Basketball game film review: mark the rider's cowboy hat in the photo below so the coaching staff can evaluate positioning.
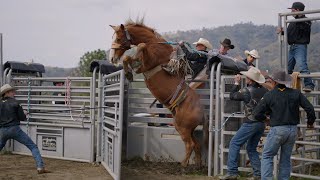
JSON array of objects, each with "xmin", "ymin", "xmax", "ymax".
[
  {"xmin": 220, "ymin": 38, "xmax": 235, "ymax": 49},
  {"xmin": 244, "ymin": 49, "xmax": 260, "ymax": 59},
  {"xmin": 0, "ymin": 84, "xmax": 16, "ymax": 96},
  {"xmin": 193, "ymin": 38, "xmax": 213, "ymax": 50},
  {"xmin": 267, "ymin": 70, "xmax": 291, "ymax": 85},
  {"xmin": 240, "ymin": 67, "xmax": 266, "ymax": 84}
]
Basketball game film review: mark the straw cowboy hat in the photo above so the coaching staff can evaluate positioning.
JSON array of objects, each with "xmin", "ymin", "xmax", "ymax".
[
  {"xmin": 240, "ymin": 67, "xmax": 266, "ymax": 84},
  {"xmin": 268, "ymin": 70, "xmax": 292, "ymax": 85},
  {"xmin": 220, "ymin": 38, "xmax": 235, "ymax": 49},
  {"xmin": 193, "ymin": 38, "xmax": 213, "ymax": 50},
  {"xmin": 244, "ymin": 49, "xmax": 260, "ymax": 59},
  {"xmin": 0, "ymin": 84, "xmax": 16, "ymax": 96}
]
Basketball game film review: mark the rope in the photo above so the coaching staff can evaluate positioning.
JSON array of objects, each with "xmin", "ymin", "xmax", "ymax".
[
  {"xmin": 64, "ymin": 78, "xmax": 85, "ymax": 127},
  {"xmin": 26, "ymin": 77, "xmax": 31, "ymax": 135},
  {"xmin": 212, "ymin": 112, "xmax": 242, "ymax": 132},
  {"xmin": 64, "ymin": 77, "xmax": 75, "ymax": 121}
]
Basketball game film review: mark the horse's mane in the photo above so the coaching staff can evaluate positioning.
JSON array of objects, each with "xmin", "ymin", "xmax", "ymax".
[{"xmin": 125, "ymin": 18, "xmax": 162, "ymax": 39}]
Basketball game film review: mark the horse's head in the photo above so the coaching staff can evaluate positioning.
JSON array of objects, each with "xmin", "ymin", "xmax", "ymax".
[{"xmin": 109, "ymin": 24, "xmax": 132, "ymax": 64}]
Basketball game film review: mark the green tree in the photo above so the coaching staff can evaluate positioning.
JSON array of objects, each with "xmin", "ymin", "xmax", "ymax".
[{"xmin": 78, "ymin": 49, "xmax": 106, "ymax": 77}]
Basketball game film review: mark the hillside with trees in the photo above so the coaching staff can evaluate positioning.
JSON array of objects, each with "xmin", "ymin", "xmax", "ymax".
[{"xmin": 44, "ymin": 22, "xmax": 320, "ymax": 77}]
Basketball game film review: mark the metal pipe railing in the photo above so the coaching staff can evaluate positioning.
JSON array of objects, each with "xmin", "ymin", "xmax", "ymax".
[
  {"xmin": 208, "ymin": 62, "xmax": 217, "ymax": 176},
  {"xmin": 279, "ymin": 9, "xmax": 320, "ymax": 16}
]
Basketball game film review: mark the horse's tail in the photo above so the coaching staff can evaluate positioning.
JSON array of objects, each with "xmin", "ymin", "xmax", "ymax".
[{"xmin": 203, "ymin": 114, "xmax": 209, "ymax": 149}]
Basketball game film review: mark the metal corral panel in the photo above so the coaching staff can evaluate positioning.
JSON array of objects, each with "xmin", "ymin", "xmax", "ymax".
[{"xmin": 13, "ymin": 124, "xmax": 92, "ymax": 162}]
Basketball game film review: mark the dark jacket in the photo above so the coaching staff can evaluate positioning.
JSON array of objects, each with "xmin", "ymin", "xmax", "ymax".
[
  {"xmin": 181, "ymin": 45, "xmax": 207, "ymax": 78},
  {"xmin": 287, "ymin": 15, "xmax": 311, "ymax": 45},
  {"xmin": 0, "ymin": 97, "xmax": 26, "ymax": 127},
  {"xmin": 254, "ymin": 84, "xmax": 316, "ymax": 127},
  {"xmin": 243, "ymin": 59, "xmax": 255, "ymax": 67},
  {"xmin": 230, "ymin": 83, "xmax": 268, "ymax": 123}
]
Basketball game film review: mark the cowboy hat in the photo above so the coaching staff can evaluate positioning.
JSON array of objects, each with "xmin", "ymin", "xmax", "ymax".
[
  {"xmin": 193, "ymin": 38, "xmax": 213, "ymax": 50},
  {"xmin": 0, "ymin": 84, "xmax": 16, "ymax": 96},
  {"xmin": 244, "ymin": 49, "xmax": 260, "ymax": 59},
  {"xmin": 240, "ymin": 67, "xmax": 265, "ymax": 84},
  {"xmin": 288, "ymin": 2, "xmax": 305, "ymax": 11},
  {"xmin": 268, "ymin": 70, "xmax": 292, "ymax": 85},
  {"xmin": 220, "ymin": 38, "xmax": 235, "ymax": 49}
]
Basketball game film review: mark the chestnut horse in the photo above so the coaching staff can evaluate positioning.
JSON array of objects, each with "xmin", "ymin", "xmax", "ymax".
[{"xmin": 109, "ymin": 20, "xmax": 208, "ymax": 167}]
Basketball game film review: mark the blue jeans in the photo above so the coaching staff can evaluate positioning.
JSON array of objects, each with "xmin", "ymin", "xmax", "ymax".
[
  {"xmin": 261, "ymin": 125, "xmax": 297, "ymax": 180},
  {"xmin": 288, "ymin": 44, "xmax": 314, "ymax": 88},
  {"xmin": 0, "ymin": 125, "xmax": 44, "ymax": 168},
  {"xmin": 227, "ymin": 122, "xmax": 265, "ymax": 176}
]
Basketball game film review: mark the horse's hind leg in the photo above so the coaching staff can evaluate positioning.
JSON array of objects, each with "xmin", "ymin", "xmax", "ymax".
[
  {"xmin": 192, "ymin": 135, "xmax": 202, "ymax": 168},
  {"xmin": 176, "ymin": 126, "xmax": 194, "ymax": 167}
]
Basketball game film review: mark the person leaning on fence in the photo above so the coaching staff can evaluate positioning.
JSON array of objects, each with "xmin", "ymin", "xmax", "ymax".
[
  {"xmin": 207, "ymin": 38, "xmax": 235, "ymax": 73},
  {"xmin": 0, "ymin": 84, "xmax": 50, "ymax": 174},
  {"xmin": 219, "ymin": 67, "xmax": 268, "ymax": 180},
  {"xmin": 243, "ymin": 49, "xmax": 260, "ymax": 67},
  {"xmin": 277, "ymin": 2, "xmax": 314, "ymax": 92},
  {"xmin": 253, "ymin": 70, "xmax": 315, "ymax": 180},
  {"xmin": 179, "ymin": 38, "xmax": 212, "ymax": 78}
]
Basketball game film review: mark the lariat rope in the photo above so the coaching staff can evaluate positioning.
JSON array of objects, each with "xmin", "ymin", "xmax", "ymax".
[
  {"xmin": 64, "ymin": 77, "xmax": 74, "ymax": 121},
  {"xmin": 64, "ymin": 77, "xmax": 85, "ymax": 127},
  {"xmin": 211, "ymin": 112, "xmax": 242, "ymax": 132},
  {"xmin": 26, "ymin": 77, "xmax": 31, "ymax": 135}
]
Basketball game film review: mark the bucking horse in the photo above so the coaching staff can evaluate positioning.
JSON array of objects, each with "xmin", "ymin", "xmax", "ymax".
[{"xmin": 109, "ymin": 19, "xmax": 208, "ymax": 168}]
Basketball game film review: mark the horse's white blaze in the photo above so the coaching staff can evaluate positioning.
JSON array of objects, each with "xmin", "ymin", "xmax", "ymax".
[
  {"xmin": 109, "ymin": 34, "xmax": 117, "ymax": 63},
  {"xmin": 109, "ymin": 48, "xmax": 115, "ymax": 63}
]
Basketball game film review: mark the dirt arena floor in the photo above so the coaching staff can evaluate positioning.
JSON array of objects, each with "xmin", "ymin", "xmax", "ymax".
[
  {"xmin": 0, "ymin": 154, "xmax": 212, "ymax": 180},
  {"xmin": 1, "ymin": 154, "xmax": 319, "ymax": 180}
]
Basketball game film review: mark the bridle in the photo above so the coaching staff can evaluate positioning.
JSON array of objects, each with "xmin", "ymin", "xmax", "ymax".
[{"xmin": 111, "ymin": 27, "xmax": 132, "ymax": 50}]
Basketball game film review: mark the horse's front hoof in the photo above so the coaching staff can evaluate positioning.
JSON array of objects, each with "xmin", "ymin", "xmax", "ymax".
[{"xmin": 125, "ymin": 72, "xmax": 133, "ymax": 82}]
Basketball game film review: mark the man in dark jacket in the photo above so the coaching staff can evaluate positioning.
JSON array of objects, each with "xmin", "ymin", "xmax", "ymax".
[
  {"xmin": 278, "ymin": 2, "xmax": 314, "ymax": 92},
  {"xmin": 179, "ymin": 38, "xmax": 212, "ymax": 78},
  {"xmin": 219, "ymin": 67, "xmax": 268, "ymax": 180},
  {"xmin": 0, "ymin": 84, "xmax": 50, "ymax": 174},
  {"xmin": 253, "ymin": 71, "xmax": 315, "ymax": 180}
]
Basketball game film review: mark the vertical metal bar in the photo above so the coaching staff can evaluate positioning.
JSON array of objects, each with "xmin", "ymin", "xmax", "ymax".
[
  {"xmin": 208, "ymin": 62, "xmax": 217, "ymax": 176},
  {"xmin": 90, "ymin": 69, "xmax": 97, "ymax": 163},
  {"xmin": 220, "ymin": 74, "xmax": 225, "ymax": 175},
  {"xmin": 284, "ymin": 15, "xmax": 288, "ymax": 74},
  {"xmin": 215, "ymin": 63, "xmax": 222, "ymax": 175},
  {"xmin": 96, "ymin": 71, "xmax": 102, "ymax": 162},
  {"xmin": 278, "ymin": 14, "xmax": 283, "ymax": 69},
  {"xmin": 0, "ymin": 33, "xmax": 3, "ymax": 86},
  {"xmin": 3, "ymin": 68, "xmax": 9, "ymax": 84},
  {"xmin": 116, "ymin": 70, "xmax": 125, "ymax": 180},
  {"xmin": 7, "ymin": 69, "xmax": 12, "ymax": 84}
]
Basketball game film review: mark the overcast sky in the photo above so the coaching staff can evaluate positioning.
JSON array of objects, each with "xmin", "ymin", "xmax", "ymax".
[{"xmin": 1, "ymin": 0, "xmax": 319, "ymax": 68}]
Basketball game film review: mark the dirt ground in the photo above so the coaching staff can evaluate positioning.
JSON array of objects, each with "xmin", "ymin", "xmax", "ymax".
[
  {"xmin": 0, "ymin": 154, "xmax": 212, "ymax": 180},
  {"xmin": 1, "ymin": 154, "xmax": 319, "ymax": 180}
]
